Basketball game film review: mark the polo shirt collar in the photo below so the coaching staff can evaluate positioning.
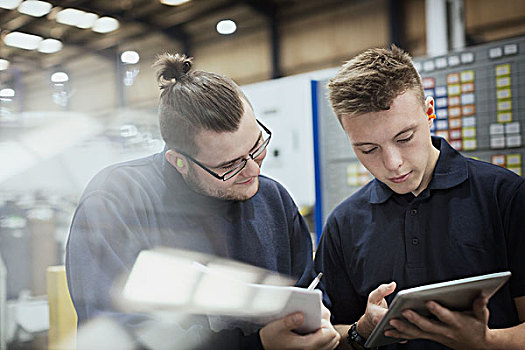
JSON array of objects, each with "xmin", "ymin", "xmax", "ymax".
[
  {"xmin": 369, "ymin": 179, "xmax": 393, "ymax": 204},
  {"xmin": 369, "ymin": 136, "xmax": 468, "ymax": 204},
  {"xmin": 428, "ymin": 136, "xmax": 469, "ymax": 190}
]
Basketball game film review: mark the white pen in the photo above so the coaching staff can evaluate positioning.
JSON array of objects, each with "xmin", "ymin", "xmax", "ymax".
[{"xmin": 307, "ymin": 272, "xmax": 323, "ymax": 290}]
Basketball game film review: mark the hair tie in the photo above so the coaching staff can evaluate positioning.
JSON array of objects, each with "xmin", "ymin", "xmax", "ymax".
[
  {"xmin": 183, "ymin": 61, "xmax": 190, "ymax": 73},
  {"xmin": 170, "ymin": 78, "xmax": 176, "ymax": 83}
]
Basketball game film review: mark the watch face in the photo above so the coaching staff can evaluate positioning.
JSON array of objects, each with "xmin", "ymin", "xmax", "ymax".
[
  {"xmin": 350, "ymin": 328, "xmax": 358, "ymax": 340},
  {"xmin": 348, "ymin": 322, "xmax": 367, "ymax": 347}
]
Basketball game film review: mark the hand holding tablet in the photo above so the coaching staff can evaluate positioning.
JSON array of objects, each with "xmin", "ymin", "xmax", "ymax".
[{"xmin": 364, "ymin": 271, "xmax": 511, "ymax": 348}]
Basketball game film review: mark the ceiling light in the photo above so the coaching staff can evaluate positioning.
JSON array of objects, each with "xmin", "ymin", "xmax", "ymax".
[
  {"xmin": 92, "ymin": 17, "xmax": 119, "ymax": 33},
  {"xmin": 0, "ymin": 0, "xmax": 22, "ymax": 10},
  {"xmin": 0, "ymin": 59, "xmax": 9, "ymax": 71},
  {"xmin": 120, "ymin": 51, "xmax": 139, "ymax": 64},
  {"xmin": 4, "ymin": 32, "xmax": 43, "ymax": 50},
  {"xmin": 17, "ymin": 0, "xmax": 52, "ymax": 17},
  {"xmin": 38, "ymin": 38, "xmax": 62, "ymax": 53},
  {"xmin": 55, "ymin": 8, "xmax": 85, "ymax": 26},
  {"xmin": 76, "ymin": 12, "xmax": 98, "ymax": 29},
  {"xmin": 0, "ymin": 88, "xmax": 15, "ymax": 98},
  {"xmin": 51, "ymin": 72, "xmax": 68, "ymax": 83},
  {"xmin": 216, "ymin": 19, "xmax": 236, "ymax": 35},
  {"xmin": 160, "ymin": 0, "xmax": 190, "ymax": 5}
]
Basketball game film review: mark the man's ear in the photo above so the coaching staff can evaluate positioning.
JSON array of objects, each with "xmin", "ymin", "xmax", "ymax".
[
  {"xmin": 425, "ymin": 96, "xmax": 436, "ymax": 127},
  {"xmin": 165, "ymin": 149, "xmax": 188, "ymax": 175}
]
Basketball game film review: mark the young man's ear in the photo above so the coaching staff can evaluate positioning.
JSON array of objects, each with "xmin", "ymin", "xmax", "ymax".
[
  {"xmin": 165, "ymin": 149, "xmax": 188, "ymax": 175},
  {"xmin": 425, "ymin": 96, "xmax": 436, "ymax": 126}
]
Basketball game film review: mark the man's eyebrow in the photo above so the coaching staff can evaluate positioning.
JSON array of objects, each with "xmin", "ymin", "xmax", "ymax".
[
  {"xmin": 352, "ymin": 126, "xmax": 416, "ymax": 147},
  {"xmin": 212, "ymin": 131, "xmax": 262, "ymax": 168},
  {"xmin": 394, "ymin": 126, "xmax": 416, "ymax": 138},
  {"xmin": 352, "ymin": 141, "xmax": 376, "ymax": 147}
]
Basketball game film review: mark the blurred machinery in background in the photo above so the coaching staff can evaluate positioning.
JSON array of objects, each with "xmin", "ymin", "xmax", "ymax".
[
  {"xmin": 0, "ymin": 107, "xmax": 163, "ymax": 348},
  {"xmin": 0, "ymin": 192, "xmax": 76, "ymax": 349}
]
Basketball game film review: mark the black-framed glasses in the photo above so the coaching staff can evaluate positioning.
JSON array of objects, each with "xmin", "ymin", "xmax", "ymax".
[{"xmin": 176, "ymin": 119, "xmax": 272, "ymax": 181}]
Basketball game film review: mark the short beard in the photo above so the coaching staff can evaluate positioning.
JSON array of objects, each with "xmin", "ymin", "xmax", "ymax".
[{"xmin": 183, "ymin": 164, "xmax": 259, "ymax": 201}]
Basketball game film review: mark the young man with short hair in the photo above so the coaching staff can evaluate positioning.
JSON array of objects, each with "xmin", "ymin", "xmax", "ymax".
[{"xmin": 316, "ymin": 45, "xmax": 525, "ymax": 349}]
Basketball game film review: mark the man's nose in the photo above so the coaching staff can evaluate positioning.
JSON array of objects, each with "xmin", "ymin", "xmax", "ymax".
[
  {"xmin": 241, "ymin": 157, "xmax": 261, "ymax": 177},
  {"xmin": 383, "ymin": 147, "xmax": 403, "ymax": 171}
]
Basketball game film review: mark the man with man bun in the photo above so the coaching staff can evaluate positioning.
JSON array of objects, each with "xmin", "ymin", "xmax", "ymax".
[{"xmin": 66, "ymin": 53, "xmax": 340, "ymax": 350}]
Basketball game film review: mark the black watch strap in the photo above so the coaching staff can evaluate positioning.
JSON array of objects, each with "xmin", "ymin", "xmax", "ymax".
[{"xmin": 347, "ymin": 322, "xmax": 367, "ymax": 350}]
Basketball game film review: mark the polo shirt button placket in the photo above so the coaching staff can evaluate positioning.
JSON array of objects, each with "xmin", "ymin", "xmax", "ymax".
[
  {"xmin": 409, "ymin": 209, "xmax": 419, "ymax": 245},
  {"xmin": 405, "ymin": 206, "xmax": 422, "ymax": 268}
]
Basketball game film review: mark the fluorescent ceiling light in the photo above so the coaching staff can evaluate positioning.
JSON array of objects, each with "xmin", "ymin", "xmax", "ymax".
[
  {"xmin": 76, "ymin": 12, "xmax": 98, "ymax": 29},
  {"xmin": 38, "ymin": 38, "xmax": 62, "ymax": 53},
  {"xmin": 17, "ymin": 0, "xmax": 52, "ymax": 17},
  {"xmin": 92, "ymin": 17, "xmax": 119, "ymax": 33},
  {"xmin": 56, "ymin": 8, "xmax": 99, "ymax": 29},
  {"xmin": 55, "ymin": 8, "xmax": 85, "ymax": 26},
  {"xmin": 216, "ymin": 19, "xmax": 236, "ymax": 35},
  {"xmin": 0, "ymin": 88, "xmax": 15, "ymax": 98},
  {"xmin": 0, "ymin": 59, "xmax": 9, "ymax": 71},
  {"xmin": 4, "ymin": 32, "xmax": 43, "ymax": 50},
  {"xmin": 120, "ymin": 50, "xmax": 139, "ymax": 64},
  {"xmin": 51, "ymin": 72, "xmax": 69, "ymax": 83},
  {"xmin": 0, "ymin": 0, "xmax": 22, "ymax": 10},
  {"xmin": 160, "ymin": 0, "xmax": 190, "ymax": 5}
]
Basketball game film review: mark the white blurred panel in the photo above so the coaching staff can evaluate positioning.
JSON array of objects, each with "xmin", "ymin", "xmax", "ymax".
[{"xmin": 241, "ymin": 68, "xmax": 337, "ymax": 208}]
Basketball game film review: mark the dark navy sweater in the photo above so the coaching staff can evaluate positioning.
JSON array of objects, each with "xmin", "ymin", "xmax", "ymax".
[{"xmin": 66, "ymin": 150, "xmax": 316, "ymax": 349}]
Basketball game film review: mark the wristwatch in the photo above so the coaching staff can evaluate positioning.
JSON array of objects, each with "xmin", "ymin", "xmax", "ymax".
[{"xmin": 347, "ymin": 322, "xmax": 368, "ymax": 350}]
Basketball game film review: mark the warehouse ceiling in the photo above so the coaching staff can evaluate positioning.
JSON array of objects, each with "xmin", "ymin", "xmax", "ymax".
[{"xmin": 0, "ymin": 0, "xmax": 354, "ymax": 73}]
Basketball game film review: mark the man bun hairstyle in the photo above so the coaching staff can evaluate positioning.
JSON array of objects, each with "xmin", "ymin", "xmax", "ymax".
[
  {"xmin": 154, "ymin": 53, "xmax": 249, "ymax": 155},
  {"xmin": 328, "ymin": 45, "xmax": 424, "ymax": 121},
  {"xmin": 155, "ymin": 53, "xmax": 192, "ymax": 89}
]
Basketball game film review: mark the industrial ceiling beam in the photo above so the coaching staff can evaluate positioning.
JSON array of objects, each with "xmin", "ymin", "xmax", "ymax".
[{"xmin": 242, "ymin": 0, "xmax": 281, "ymax": 79}]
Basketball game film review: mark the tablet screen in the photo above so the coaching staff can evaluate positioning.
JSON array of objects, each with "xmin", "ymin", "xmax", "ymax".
[{"xmin": 364, "ymin": 271, "xmax": 511, "ymax": 348}]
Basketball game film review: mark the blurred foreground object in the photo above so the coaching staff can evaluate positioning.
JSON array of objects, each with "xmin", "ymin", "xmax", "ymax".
[
  {"xmin": 47, "ymin": 265, "xmax": 77, "ymax": 350},
  {"xmin": 76, "ymin": 318, "xmax": 136, "ymax": 350},
  {"xmin": 118, "ymin": 248, "xmax": 323, "ymax": 334},
  {"xmin": 119, "ymin": 248, "xmax": 294, "ymax": 315}
]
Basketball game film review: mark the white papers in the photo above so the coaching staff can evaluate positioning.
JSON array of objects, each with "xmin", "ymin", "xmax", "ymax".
[
  {"xmin": 118, "ymin": 248, "xmax": 323, "ymax": 333},
  {"xmin": 240, "ymin": 286, "xmax": 322, "ymax": 333}
]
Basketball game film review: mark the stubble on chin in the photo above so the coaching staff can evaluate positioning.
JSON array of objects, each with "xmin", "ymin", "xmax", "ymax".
[
  {"xmin": 184, "ymin": 169, "xmax": 260, "ymax": 201},
  {"xmin": 232, "ymin": 179, "xmax": 260, "ymax": 201},
  {"xmin": 220, "ymin": 178, "xmax": 260, "ymax": 201}
]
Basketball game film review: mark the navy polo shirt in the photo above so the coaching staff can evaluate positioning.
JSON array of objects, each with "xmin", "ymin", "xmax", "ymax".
[{"xmin": 315, "ymin": 137, "xmax": 525, "ymax": 349}]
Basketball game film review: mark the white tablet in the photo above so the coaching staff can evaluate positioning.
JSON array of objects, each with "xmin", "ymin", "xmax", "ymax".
[{"xmin": 364, "ymin": 271, "xmax": 511, "ymax": 348}]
